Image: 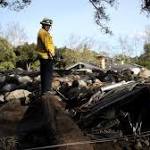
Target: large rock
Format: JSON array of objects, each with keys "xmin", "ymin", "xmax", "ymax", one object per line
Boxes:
[
  {"xmin": 2, "ymin": 84, "xmax": 18, "ymax": 92},
  {"xmin": 0, "ymin": 99, "xmax": 28, "ymax": 137},
  {"xmin": 5, "ymin": 89, "xmax": 31, "ymax": 102},
  {"xmin": 0, "ymin": 95, "xmax": 4, "ymax": 102},
  {"xmin": 34, "ymin": 75, "xmax": 41, "ymax": 82},
  {"xmin": 0, "ymin": 74, "xmax": 6, "ymax": 83},
  {"xmin": 18, "ymin": 76, "xmax": 32, "ymax": 84},
  {"xmin": 17, "ymin": 94, "xmax": 94, "ymax": 150},
  {"xmin": 43, "ymin": 94, "xmax": 94, "ymax": 150}
]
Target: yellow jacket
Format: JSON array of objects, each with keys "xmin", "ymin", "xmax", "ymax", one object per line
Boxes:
[{"xmin": 37, "ymin": 28, "xmax": 55, "ymax": 59}]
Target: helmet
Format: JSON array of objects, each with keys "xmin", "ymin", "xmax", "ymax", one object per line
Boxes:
[{"xmin": 40, "ymin": 18, "xmax": 53, "ymax": 26}]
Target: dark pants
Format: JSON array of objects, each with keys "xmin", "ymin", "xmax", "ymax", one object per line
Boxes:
[{"xmin": 40, "ymin": 58, "xmax": 53, "ymax": 94}]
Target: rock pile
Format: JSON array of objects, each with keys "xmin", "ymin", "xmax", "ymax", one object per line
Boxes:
[{"xmin": 0, "ymin": 67, "xmax": 150, "ymax": 149}]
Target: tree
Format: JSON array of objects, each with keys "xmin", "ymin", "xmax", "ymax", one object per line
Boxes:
[
  {"xmin": 58, "ymin": 47, "xmax": 80, "ymax": 66},
  {"xmin": 56, "ymin": 45, "xmax": 99, "ymax": 67},
  {"xmin": 143, "ymin": 0, "xmax": 150, "ymax": 12},
  {"xmin": 89, "ymin": 0, "xmax": 117, "ymax": 34},
  {"xmin": 144, "ymin": 25, "xmax": 150, "ymax": 43},
  {"xmin": 135, "ymin": 25, "xmax": 150, "ymax": 68},
  {"xmin": 4, "ymin": 22, "xmax": 27, "ymax": 46},
  {"xmin": 0, "ymin": 0, "xmax": 31, "ymax": 11},
  {"xmin": 89, "ymin": 0, "xmax": 150, "ymax": 33},
  {"xmin": 1, "ymin": 1, "xmax": 150, "ymax": 33},
  {"xmin": 14, "ymin": 42, "xmax": 37, "ymax": 70},
  {"xmin": 117, "ymin": 36, "xmax": 134, "ymax": 64},
  {"xmin": 114, "ymin": 54, "xmax": 131, "ymax": 64},
  {"xmin": 62, "ymin": 36, "xmax": 100, "ymax": 66},
  {"xmin": 0, "ymin": 36, "xmax": 16, "ymax": 70},
  {"xmin": 80, "ymin": 44, "xmax": 98, "ymax": 63},
  {"xmin": 137, "ymin": 43, "xmax": 150, "ymax": 69}
]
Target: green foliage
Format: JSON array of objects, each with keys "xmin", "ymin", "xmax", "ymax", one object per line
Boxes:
[
  {"xmin": 0, "ymin": 61, "xmax": 15, "ymax": 71},
  {"xmin": 0, "ymin": 38, "xmax": 38, "ymax": 70},
  {"xmin": 56, "ymin": 46, "xmax": 98, "ymax": 67},
  {"xmin": 143, "ymin": 43, "xmax": 150, "ymax": 59},
  {"xmin": 31, "ymin": 60, "xmax": 40, "ymax": 70},
  {"xmin": 0, "ymin": 37, "xmax": 16, "ymax": 71},
  {"xmin": 14, "ymin": 42, "xmax": 37, "ymax": 70},
  {"xmin": 114, "ymin": 54, "xmax": 132, "ymax": 64},
  {"xmin": 136, "ymin": 43, "xmax": 150, "ymax": 69},
  {"xmin": 137, "ymin": 59, "xmax": 150, "ymax": 69}
]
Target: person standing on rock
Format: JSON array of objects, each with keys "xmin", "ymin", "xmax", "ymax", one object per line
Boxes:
[{"xmin": 36, "ymin": 18, "xmax": 55, "ymax": 94}]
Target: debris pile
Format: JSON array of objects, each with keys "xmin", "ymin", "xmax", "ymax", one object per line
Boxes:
[{"xmin": 0, "ymin": 65, "xmax": 150, "ymax": 149}]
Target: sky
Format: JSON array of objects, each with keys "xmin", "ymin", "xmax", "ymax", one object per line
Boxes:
[{"xmin": 0, "ymin": 0, "xmax": 150, "ymax": 57}]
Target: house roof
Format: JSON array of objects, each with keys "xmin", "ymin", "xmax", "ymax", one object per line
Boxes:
[{"xmin": 66, "ymin": 62, "xmax": 101, "ymax": 71}]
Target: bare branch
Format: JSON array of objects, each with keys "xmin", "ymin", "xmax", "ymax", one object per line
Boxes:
[
  {"xmin": 89, "ymin": 0, "xmax": 116, "ymax": 34},
  {"xmin": 142, "ymin": 0, "xmax": 150, "ymax": 11}
]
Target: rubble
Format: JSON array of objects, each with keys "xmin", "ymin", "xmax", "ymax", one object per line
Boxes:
[
  {"xmin": 139, "ymin": 68, "xmax": 150, "ymax": 79},
  {"xmin": 5, "ymin": 89, "xmax": 31, "ymax": 102},
  {"xmin": 0, "ymin": 66, "xmax": 150, "ymax": 149}
]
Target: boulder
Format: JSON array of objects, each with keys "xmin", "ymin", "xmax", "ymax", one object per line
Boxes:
[
  {"xmin": 0, "ymin": 99, "xmax": 28, "ymax": 137},
  {"xmin": 17, "ymin": 94, "xmax": 94, "ymax": 150},
  {"xmin": 0, "ymin": 74, "xmax": 6, "ymax": 83},
  {"xmin": 18, "ymin": 76, "xmax": 32, "ymax": 84},
  {"xmin": 34, "ymin": 75, "xmax": 41, "ymax": 82},
  {"xmin": 5, "ymin": 89, "xmax": 31, "ymax": 102},
  {"xmin": 2, "ymin": 84, "xmax": 18, "ymax": 92},
  {"xmin": 0, "ymin": 95, "xmax": 4, "ymax": 102}
]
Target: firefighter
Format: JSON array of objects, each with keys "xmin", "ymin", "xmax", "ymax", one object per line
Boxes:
[{"xmin": 36, "ymin": 18, "xmax": 55, "ymax": 94}]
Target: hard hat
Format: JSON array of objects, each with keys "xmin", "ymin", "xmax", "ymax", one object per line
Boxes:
[{"xmin": 40, "ymin": 18, "xmax": 53, "ymax": 26}]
